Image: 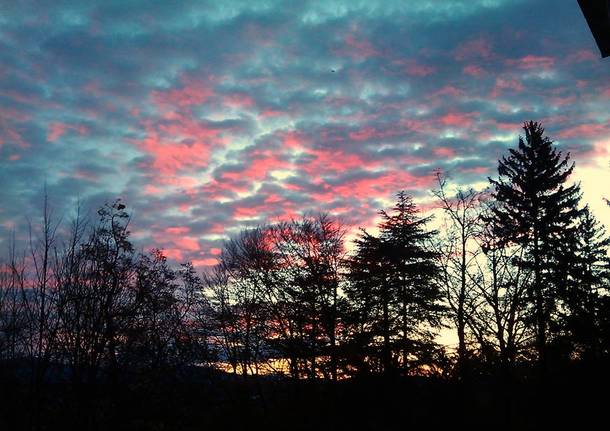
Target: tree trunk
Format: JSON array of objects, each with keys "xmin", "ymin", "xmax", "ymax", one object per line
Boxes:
[
  {"xmin": 457, "ymin": 234, "xmax": 467, "ymax": 378},
  {"xmin": 382, "ymin": 285, "xmax": 391, "ymax": 375},
  {"xmin": 533, "ymin": 232, "xmax": 546, "ymax": 377}
]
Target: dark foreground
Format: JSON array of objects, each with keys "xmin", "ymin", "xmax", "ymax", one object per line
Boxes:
[{"xmin": 1, "ymin": 364, "xmax": 607, "ymax": 431}]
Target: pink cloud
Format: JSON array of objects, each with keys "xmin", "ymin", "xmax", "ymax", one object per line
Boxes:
[
  {"xmin": 234, "ymin": 206, "xmax": 261, "ymax": 218},
  {"xmin": 47, "ymin": 122, "xmax": 69, "ymax": 142},
  {"xmin": 165, "ymin": 226, "xmax": 190, "ymax": 235},
  {"xmin": 312, "ymin": 170, "xmax": 435, "ymax": 203},
  {"xmin": 494, "ymin": 121, "xmax": 525, "ymax": 131},
  {"xmin": 337, "ymin": 33, "xmax": 381, "ymax": 60},
  {"xmin": 490, "ymin": 77, "xmax": 524, "ymax": 97},
  {"xmin": 47, "ymin": 122, "xmax": 89, "ymax": 142},
  {"xmin": 506, "ymin": 55, "xmax": 555, "ymax": 70},
  {"xmin": 232, "ymin": 198, "xmax": 298, "ymax": 222},
  {"xmin": 152, "ymin": 233, "xmax": 200, "ymax": 262},
  {"xmin": 566, "ymin": 49, "xmax": 597, "ymax": 63},
  {"xmin": 73, "ymin": 169, "xmax": 99, "ymax": 182},
  {"xmin": 463, "ymin": 65, "xmax": 485, "ymax": 76},
  {"xmin": 295, "ymin": 146, "xmax": 376, "ymax": 179},
  {"xmin": 260, "ymin": 109, "xmax": 284, "ymax": 118},
  {"xmin": 200, "ymin": 178, "xmax": 249, "ymax": 200},
  {"xmin": 223, "ymin": 93, "xmax": 255, "ymax": 109},
  {"xmin": 136, "ymin": 126, "xmax": 218, "ymax": 176},
  {"xmin": 191, "ymin": 258, "xmax": 219, "ymax": 267},
  {"xmin": 454, "ymin": 37, "xmax": 492, "ymax": 61},
  {"xmin": 143, "ymin": 184, "xmax": 163, "ymax": 195},
  {"xmin": 549, "ymin": 94, "xmax": 577, "ymax": 107},
  {"xmin": 0, "ymin": 90, "xmax": 60, "ymax": 110},
  {"xmin": 1, "ymin": 127, "xmax": 29, "ymax": 149},
  {"xmin": 398, "ymin": 59, "xmax": 436, "ymax": 77},
  {"xmin": 153, "ymin": 77, "xmax": 214, "ymax": 108},
  {"xmin": 432, "ymin": 86, "xmax": 465, "ymax": 98},
  {"xmin": 264, "ymin": 194, "xmax": 283, "ymax": 204},
  {"xmin": 222, "ymin": 150, "xmax": 289, "ymax": 182},
  {"xmin": 163, "ymin": 248, "xmax": 185, "ymax": 261},
  {"xmin": 556, "ymin": 123, "xmax": 609, "ymax": 139},
  {"xmin": 459, "ymin": 166, "xmax": 489, "ymax": 175},
  {"xmin": 348, "ymin": 126, "xmax": 404, "ymax": 142},
  {"xmin": 133, "ymin": 96, "xmax": 229, "ymax": 177},
  {"xmin": 0, "ymin": 106, "xmax": 31, "ymax": 123},
  {"xmin": 175, "ymin": 237, "xmax": 200, "ymax": 251},
  {"xmin": 209, "ymin": 223, "xmax": 225, "ymax": 234},
  {"xmin": 439, "ymin": 112, "xmax": 475, "ymax": 128},
  {"xmin": 433, "ymin": 147, "xmax": 456, "ymax": 158},
  {"xmin": 282, "ymin": 131, "xmax": 306, "ymax": 149},
  {"xmin": 399, "ymin": 118, "xmax": 436, "ymax": 136}
]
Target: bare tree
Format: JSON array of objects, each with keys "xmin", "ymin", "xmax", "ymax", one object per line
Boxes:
[
  {"xmin": 120, "ymin": 252, "xmax": 205, "ymax": 380},
  {"xmin": 272, "ymin": 214, "xmax": 346, "ymax": 380},
  {"xmin": 469, "ymin": 207, "xmax": 532, "ymax": 373},
  {"xmin": 432, "ymin": 172, "xmax": 484, "ymax": 377},
  {"xmin": 0, "ymin": 234, "xmax": 28, "ymax": 364},
  {"xmin": 54, "ymin": 200, "xmax": 135, "ymax": 393},
  {"xmin": 206, "ymin": 227, "xmax": 275, "ymax": 378},
  {"xmin": 18, "ymin": 190, "xmax": 64, "ymax": 429}
]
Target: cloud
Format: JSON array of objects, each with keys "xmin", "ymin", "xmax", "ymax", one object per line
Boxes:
[{"xmin": 1, "ymin": 0, "xmax": 608, "ymax": 267}]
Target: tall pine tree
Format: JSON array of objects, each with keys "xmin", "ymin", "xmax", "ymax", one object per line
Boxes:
[{"xmin": 487, "ymin": 121, "xmax": 583, "ymax": 369}]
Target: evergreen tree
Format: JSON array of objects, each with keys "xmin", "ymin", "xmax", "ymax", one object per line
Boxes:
[
  {"xmin": 345, "ymin": 231, "xmax": 390, "ymax": 374},
  {"xmin": 487, "ymin": 121, "xmax": 583, "ymax": 368},
  {"xmin": 346, "ymin": 192, "xmax": 443, "ymax": 375},
  {"xmin": 561, "ymin": 206, "xmax": 610, "ymax": 361}
]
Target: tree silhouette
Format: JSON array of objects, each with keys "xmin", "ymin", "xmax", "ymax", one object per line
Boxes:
[
  {"xmin": 346, "ymin": 192, "xmax": 444, "ymax": 376},
  {"xmin": 1, "ymin": 121, "xmax": 609, "ymax": 429},
  {"xmin": 345, "ymin": 230, "xmax": 391, "ymax": 374},
  {"xmin": 472, "ymin": 203, "xmax": 532, "ymax": 373},
  {"xmin": 272, "ymin": 214, "xmax": 346, "ymax": 380},
  {"xmin": 487, "ymin": 121, "xmax": 583, "ymax": 371},
  {"xmin": 433, "ymin": 172, "xmax": 484, "ymax": 378},
  {"xmin": 559, "ymin": 206, "xmax": 610, "ymax": 361},
  {"xmin": 206, "ymin": 227, "xmax": 275, "ymax": 378}
]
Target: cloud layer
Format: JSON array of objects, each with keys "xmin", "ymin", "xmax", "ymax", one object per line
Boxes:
[{"xmin": 1, "ymin": 0, "xmax": 609, "ymax": 266}]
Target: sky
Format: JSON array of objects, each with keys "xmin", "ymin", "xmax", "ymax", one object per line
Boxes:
[{"xmin": 1, "ymin": 0, "xmax": 609, "ymax": 267}]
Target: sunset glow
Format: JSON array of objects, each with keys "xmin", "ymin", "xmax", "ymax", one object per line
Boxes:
[{"xmin": 1, "ymin": 0, "xmax": 608, "ymax": 266}]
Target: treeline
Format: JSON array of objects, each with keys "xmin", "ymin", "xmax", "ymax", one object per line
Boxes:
[
  {"xmin": 1, "ymin": 122, "xmax": 609, "ymax": 427},
  {"xmin": 203, "ymin": 122, "xmax": 610, "ymax": 381}
]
